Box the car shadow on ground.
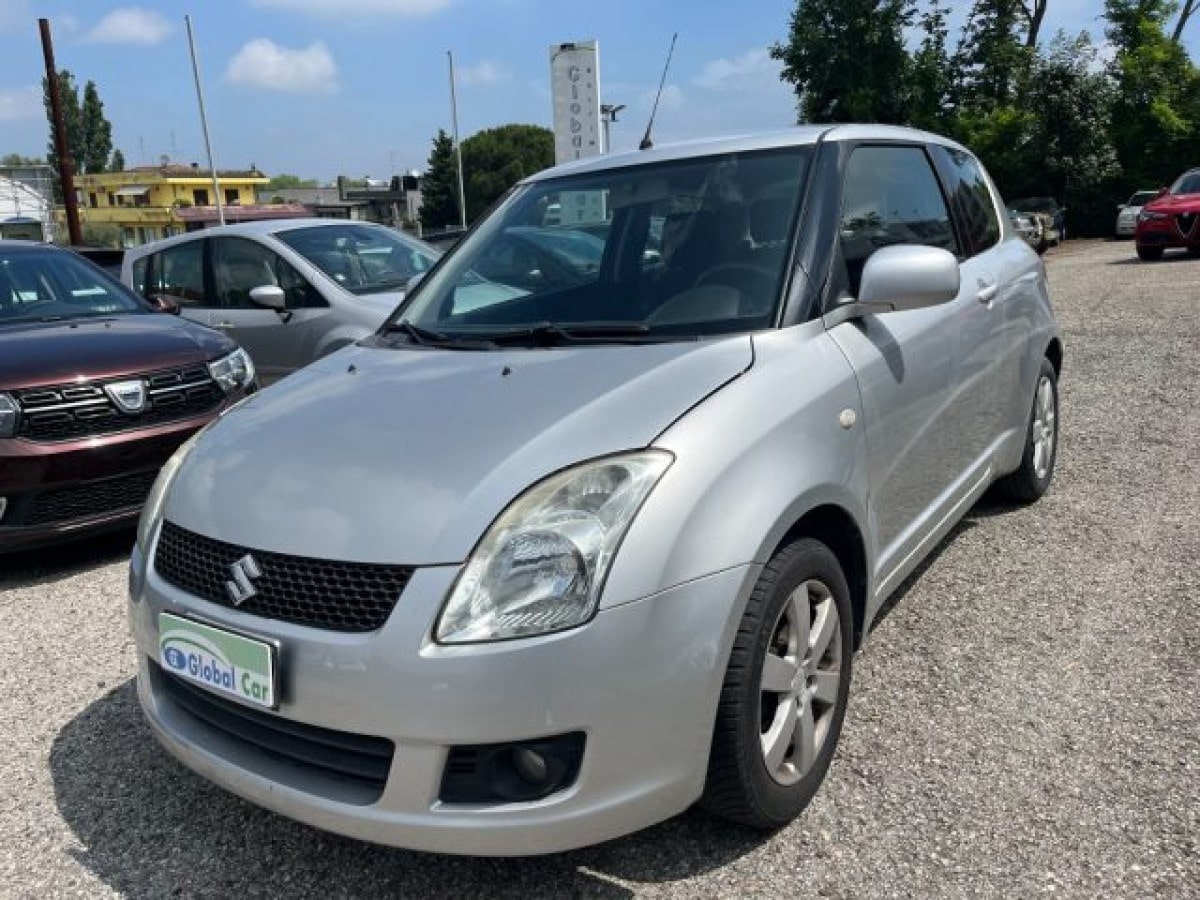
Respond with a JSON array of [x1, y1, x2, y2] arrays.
[[0, 529, 134, 590], [868, 494, 1019, 634], [51, 681, 771, 898], [1107, 252, 1197, 266]]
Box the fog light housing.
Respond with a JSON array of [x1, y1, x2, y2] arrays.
[[439, 732, 585, 804]]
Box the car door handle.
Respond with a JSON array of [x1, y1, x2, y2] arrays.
[[976, 280, 999, 305], [212, 321, 236, 329]]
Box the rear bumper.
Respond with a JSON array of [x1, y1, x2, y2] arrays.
[[0, 413, 219, 552]]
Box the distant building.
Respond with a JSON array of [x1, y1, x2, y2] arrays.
[[259, 175, 424, 231], [61, 163, 308, 246], [0, 166, 55, 241]]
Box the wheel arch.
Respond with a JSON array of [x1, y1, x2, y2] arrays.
[[773, 504, 869, 649], [1045, 337, 1063, 376]]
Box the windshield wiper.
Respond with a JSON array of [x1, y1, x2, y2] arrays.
[[383, 320, 496, 349], [472, 322, 665, 346]]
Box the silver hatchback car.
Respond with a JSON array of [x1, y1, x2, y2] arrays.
[[121, 219, 437, 384], [129, 125, 1061, 856]]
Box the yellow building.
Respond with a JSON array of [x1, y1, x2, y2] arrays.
[[61, 164, 296, 247]]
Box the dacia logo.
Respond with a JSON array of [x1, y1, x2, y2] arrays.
[[104, 379, 147, 414], [225, 554, 263, 606]]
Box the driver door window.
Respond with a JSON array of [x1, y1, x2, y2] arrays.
[[840, 146, 959, 295], [211, 238, 281, 309]]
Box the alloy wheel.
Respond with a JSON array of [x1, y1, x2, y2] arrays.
[[1032, 374, 1056, 479]]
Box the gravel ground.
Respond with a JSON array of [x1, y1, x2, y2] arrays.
[[1, 239, 1196, 899]]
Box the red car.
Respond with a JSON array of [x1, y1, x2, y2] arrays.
[[1134, 168, 1200, 260], [1, 241, 256, 552]]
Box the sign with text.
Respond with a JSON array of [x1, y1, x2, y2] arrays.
[[550, 41, 602, 167]]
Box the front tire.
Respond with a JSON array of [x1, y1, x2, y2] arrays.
[[1137, 245, 1163, 261], [994, 357, 1058, 503], [701, 538, 853, 829]]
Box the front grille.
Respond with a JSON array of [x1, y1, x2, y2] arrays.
[[152, 661, 394, 800], [154, 521, 413, 632], [1177, 213, 1199, 237], [25, 470, 158, 526], [16, 365, 222, 442]]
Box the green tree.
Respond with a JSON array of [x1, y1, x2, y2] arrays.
[[110, 148, 125, 172], [771, 0, 916, 123], [907, 2, 956, 131], [41, 71, 118, 175], [460, 124, 554, 223], [0, 153, 46, 166], [266, 173, 319, 190], [79, 81, 112, 174], [955, 1, 1030, 110], [419, 129, 460, 230], [1105, 0, 1200, 188], [41, 69, 81, 175]]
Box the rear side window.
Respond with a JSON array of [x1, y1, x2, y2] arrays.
[[149, 240, 207, 307], [934, 146, 1001, 256], [839, 145, 959, 295]]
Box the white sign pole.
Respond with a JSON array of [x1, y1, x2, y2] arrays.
[[549, 41, 604, 224]]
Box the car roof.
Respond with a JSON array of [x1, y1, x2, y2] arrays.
[[0, 240, 69, 255], [524, 124, 969, 183], [123, 217, 435, 258]]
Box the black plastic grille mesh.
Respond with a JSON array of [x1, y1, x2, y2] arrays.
[[17, 367, 221, 442], [154, 521, 412, 632], [25, 470, 158, 526]]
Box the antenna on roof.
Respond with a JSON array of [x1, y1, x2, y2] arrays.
[[639, 32, 677, 151]]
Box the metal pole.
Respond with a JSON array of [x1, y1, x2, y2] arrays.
[[38, 19, 81, 245], [185, 15, 224, 226], [448, 50, 467, 231]]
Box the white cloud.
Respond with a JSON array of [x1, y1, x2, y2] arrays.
[[251, 0, 452, 16], [226, 39, 339, 94], [0, 85, 41, 122], [694, 48, 778, 90], [84, 7, 172, 44], [457, 60, 510, 86]]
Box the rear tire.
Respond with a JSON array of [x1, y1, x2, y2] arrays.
[[1137, 245, 1163, 261], [994, 357, 1058, 504], [701, 538, 853, 829]]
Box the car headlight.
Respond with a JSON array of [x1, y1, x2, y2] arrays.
[[208, 348, 255, 393], [136, 430, 203, 552], [435, 451, 673, 644], [1138, 210, 1168, 222], [0, 393, 18, 438]]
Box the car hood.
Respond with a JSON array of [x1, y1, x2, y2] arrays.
[[164, 336, 753, 564], [1144, 192, 1200, 213], [0, 314, 235, 390]]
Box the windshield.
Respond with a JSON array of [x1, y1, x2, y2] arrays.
[[1128, 191, 1158, 206], [393, 147, 811, 345], [1169, 172, 1200, 195], [275, 223, 437, 295], [0, 248, 145, 323]]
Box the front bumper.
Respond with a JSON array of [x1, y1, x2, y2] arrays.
[[0, 420, 208, 552], [130, 540, 757, 856]]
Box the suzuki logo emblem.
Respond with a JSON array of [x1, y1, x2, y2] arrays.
[[225, 554, 263, 606], [104, 379, 147, 414]]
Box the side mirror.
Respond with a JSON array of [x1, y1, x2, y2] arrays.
[[249, 284, 286, 310], [149, 294, 180, 315], [858, 244, 960, 312]]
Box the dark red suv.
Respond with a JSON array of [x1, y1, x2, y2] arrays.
[[0, 241, 256, 552], [1134, 168, 1200, 260]]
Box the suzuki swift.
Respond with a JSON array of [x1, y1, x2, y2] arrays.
[[129, 125, 1061, 856]]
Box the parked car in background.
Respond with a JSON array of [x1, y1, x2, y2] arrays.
[[0, 240, 254, 552], [1134, 168, 1200, 260], [130, 125, 1061, 855], [122, 220, 438, 384], [1115, 190, 1159, 238], [1008, 208, 1041, 247], [1009, 196, 1065, 252]]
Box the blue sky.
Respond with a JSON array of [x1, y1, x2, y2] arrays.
[[0, 1, 1197, 182]]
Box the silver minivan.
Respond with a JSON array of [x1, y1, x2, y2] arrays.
[[121, 219, 437, 383], [129, 126, 1061, 856]]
